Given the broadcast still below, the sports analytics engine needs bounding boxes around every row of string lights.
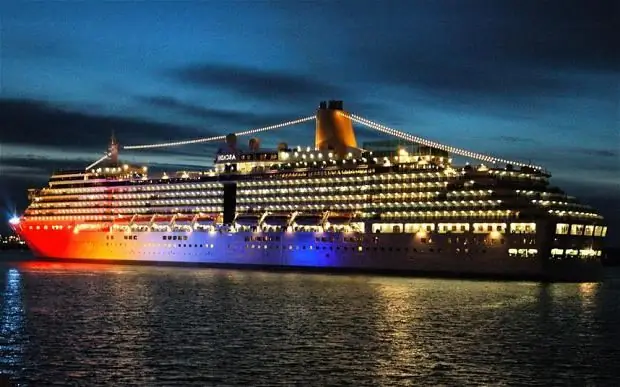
[84,113,540,170]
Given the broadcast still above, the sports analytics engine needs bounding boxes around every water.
[1,256,620,386]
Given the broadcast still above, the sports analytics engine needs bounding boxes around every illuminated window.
[404,223,421,233]
[556,223,569,235]
[584,225,594,236]
[594,226,602,236]
[511,223,536,234]
[570,224,584,236]
[602,227,607,237]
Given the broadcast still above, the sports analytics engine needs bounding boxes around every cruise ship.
[9,101,607,281]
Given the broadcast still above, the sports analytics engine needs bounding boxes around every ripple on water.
[1,261,619,386]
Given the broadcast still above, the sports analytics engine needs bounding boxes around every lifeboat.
[235,214,261,226]
[132,215,153,224]
[112,215,132,224]
[151,214,174,226]
[263,214,290,226]
[294,213,323,226]
[173,214,195,225]
[195,214,216,225]
[327,214,352,225]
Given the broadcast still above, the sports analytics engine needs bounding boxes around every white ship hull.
[19,226,603,282]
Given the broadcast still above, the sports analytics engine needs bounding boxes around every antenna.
[109,131,119,165]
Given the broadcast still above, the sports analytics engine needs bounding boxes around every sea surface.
[1,254,620,386]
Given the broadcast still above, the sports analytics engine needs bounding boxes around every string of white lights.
[85,152,111,171]
[343,112,541,169]
[122,116,316,150]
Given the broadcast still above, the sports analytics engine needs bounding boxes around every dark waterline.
[1,255,620,386]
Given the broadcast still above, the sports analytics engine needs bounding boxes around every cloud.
[135,95,304,129]
[0,98,215,151]
[297,1,619,112]
[168,63,342,104]
[571,148,618,158]
[494,136,537,144]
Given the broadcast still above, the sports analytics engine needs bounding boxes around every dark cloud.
[169,63,342,104]
[0,159,78,182]
[0,98,214,151]
[571,148,618,158]
[495,136,537,144]
[317,0,620,109]
[135,95,304,129]
[491,0,619,72]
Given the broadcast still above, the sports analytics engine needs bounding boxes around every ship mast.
[109,132,119,166]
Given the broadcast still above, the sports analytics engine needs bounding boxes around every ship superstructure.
[10,101,607,281]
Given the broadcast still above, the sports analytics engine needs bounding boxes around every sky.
[0,1,618,243]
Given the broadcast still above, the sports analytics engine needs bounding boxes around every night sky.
[0,1,618,243]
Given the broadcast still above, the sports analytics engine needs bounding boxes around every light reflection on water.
[0,259,619,386]
[0,269,24,378]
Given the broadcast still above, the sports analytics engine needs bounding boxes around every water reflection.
[0,262,618,385]
[0,268,25,378]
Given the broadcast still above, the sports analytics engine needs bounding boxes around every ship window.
[594,226,602,236]
[511,223,536,234]
[405,223,421,233]
[602,227,607,237]
[173,236,177,240]
[556,223,569,235]
[570,224,584,236]
[584,225,594,236]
